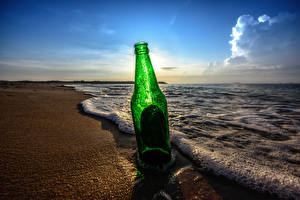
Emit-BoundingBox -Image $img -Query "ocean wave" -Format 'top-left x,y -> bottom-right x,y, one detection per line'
69,84 -> 300,199
80,96 -> 300,199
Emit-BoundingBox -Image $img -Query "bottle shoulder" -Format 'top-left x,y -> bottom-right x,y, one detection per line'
131,87 -> 167,106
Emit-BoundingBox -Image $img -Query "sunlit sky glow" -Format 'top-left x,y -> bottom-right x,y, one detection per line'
1,0 -> 300,83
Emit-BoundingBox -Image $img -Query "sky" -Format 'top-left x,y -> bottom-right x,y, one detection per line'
0,0 -> 300,83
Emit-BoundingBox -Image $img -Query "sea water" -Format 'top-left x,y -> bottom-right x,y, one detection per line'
67,83 -> 300,199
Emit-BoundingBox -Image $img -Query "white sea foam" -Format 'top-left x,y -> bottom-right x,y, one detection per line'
81,97 -> 134,134
170,130 -> 300,199
68,84 -> 300,199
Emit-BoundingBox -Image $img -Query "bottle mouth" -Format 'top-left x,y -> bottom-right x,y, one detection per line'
134,42 -> 149,55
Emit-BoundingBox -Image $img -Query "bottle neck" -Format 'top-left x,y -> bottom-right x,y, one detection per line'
134,53 -> 159,91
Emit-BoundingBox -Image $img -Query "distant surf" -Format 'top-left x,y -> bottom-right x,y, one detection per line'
67,83 -> 300,199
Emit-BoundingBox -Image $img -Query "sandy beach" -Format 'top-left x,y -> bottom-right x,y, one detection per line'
0,83 -> 139,199
0,83 -> 219,199
0,82 -> 281,200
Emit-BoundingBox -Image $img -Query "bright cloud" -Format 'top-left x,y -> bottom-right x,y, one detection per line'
149,47 -> 206,78
0,45 -> 133,81
225,13 -> 300,69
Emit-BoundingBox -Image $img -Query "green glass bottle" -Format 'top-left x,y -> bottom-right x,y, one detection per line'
131,42 -> 173,170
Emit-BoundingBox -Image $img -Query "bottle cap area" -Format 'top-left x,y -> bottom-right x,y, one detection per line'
134,42 -> 149,55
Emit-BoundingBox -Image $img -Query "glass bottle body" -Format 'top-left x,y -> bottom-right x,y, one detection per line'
131,42 -> 171,166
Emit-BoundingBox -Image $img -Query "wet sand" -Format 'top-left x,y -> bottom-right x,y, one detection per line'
0,82 -> 279,199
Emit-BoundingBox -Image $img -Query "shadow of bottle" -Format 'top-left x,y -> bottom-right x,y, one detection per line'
131,166 -> 181,200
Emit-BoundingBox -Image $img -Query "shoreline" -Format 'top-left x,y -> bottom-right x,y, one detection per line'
0,83 -> 136,199
72,85 -> 282,200
0,82 -> 282,199
81,110 -> 282,200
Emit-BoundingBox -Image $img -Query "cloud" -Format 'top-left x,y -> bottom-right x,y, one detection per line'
225,13 -> 300,69
69,23 -> 92,32
149,47 -> 206,77
100,24 -> 115,35
225,56 -> 247,65
161,67 -> 178,70
0,44 -> 134,80
258,14 -> 271,23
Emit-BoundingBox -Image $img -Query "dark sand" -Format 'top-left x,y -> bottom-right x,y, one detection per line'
0,83 -> 138,199
0,83 -> 280,199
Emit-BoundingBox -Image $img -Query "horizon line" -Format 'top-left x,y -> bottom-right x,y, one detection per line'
1,80 -> 300,85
